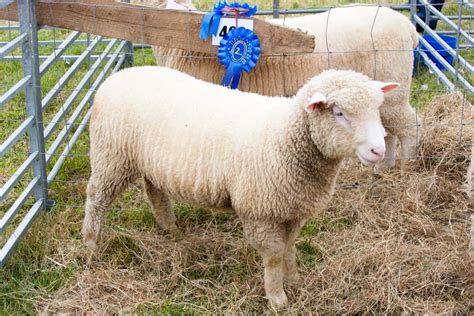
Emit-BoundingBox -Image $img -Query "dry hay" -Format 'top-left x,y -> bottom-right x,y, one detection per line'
37,93 -> 473,314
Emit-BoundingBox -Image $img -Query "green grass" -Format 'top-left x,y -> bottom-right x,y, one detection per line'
0,1 -> 472,314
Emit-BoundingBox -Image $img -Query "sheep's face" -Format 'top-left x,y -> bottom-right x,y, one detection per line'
304,81 -> 399,165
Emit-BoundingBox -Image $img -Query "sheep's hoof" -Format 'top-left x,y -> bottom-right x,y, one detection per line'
285,272 -> 300,285
267,291 -> 288,309
374,160 -> 395,174
83,237 -> 99,253
166,225 -> 183,241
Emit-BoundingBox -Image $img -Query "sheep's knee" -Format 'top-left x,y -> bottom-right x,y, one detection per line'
144,178 -> 178,234
243,221 -> 288,308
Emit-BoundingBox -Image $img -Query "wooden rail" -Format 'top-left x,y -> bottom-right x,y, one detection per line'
0,1 -> 315,55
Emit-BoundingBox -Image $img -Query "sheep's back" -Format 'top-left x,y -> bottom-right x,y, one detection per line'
89,66 -> 292,207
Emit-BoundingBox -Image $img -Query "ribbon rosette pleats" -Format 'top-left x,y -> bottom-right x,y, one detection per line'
199,2 -> 257,41
218,27 -> 260,89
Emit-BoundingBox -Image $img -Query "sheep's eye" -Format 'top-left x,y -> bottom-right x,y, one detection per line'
333,106 -> 352,130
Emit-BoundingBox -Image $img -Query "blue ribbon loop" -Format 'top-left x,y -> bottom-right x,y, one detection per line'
199,2 -> 257,41
217,27 -> 260,89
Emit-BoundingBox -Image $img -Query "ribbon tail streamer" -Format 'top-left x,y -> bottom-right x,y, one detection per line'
209,15 -> 222,37
199,13 -> 215,40
221,64 -> 237,87
230,71 -> 241,89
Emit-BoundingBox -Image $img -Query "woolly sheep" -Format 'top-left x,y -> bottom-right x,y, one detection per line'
82,66 -> 399,307
153,5 -> 420,170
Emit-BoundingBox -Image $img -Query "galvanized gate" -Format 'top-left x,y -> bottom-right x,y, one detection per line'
0,0 -> 130,266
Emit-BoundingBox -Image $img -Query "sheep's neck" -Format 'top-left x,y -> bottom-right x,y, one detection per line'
279,109 -> 342,186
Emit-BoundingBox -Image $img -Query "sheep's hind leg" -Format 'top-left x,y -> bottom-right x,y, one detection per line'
82,173 -> 134,252
243,220 -> 288,308
144,177 -> 178,235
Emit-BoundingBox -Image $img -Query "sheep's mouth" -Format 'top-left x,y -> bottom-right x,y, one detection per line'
356,151 -> 379,165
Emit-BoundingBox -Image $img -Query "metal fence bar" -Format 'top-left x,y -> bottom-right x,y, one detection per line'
19,0 -> 49,209
418,36 -> 462,74
419,49 -> 456,90
0,39 -> 114,47
39,31 -> 81,76
0,115 -> 34,157
44,40 -> 117,146
45,39 -> 119,162
438,30 -> 474,35
418,36 -> 474,95
48,41 -> 128,183
414,15 -> 474,74
47,41 -> 126,183
0,25 -> 19,30
0,75 -> 31,108
0,177 -> 40,235
446,15 -> 474,19
112,50 -> 127,73
419,0 -> 473,46
41,36 -> 102,111
0,32 -> 26,60
0,198 -> 43,266
47,109 -> 92,183
1,54 -> 120,62
0,151 -> 38,202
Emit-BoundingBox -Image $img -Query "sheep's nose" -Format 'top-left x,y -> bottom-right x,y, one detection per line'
371,147 -> 385,159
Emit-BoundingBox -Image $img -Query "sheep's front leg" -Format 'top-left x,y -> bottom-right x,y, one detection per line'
375,132 -> 397,172
144,177 -> 178,235
243,220 -> 288,308
400,134 -> 418,171
284,219 -> 305,284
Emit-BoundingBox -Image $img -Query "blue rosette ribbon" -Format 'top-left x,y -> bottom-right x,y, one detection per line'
217,27 -> 260,89
199,1 -> 257,41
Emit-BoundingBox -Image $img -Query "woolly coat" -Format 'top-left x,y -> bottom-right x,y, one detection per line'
89,67 -> 382,223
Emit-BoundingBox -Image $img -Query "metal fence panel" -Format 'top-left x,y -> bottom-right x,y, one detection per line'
0,0 -> 129,267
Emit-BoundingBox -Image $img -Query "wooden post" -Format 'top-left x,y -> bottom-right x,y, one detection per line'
0,1 -> 315,55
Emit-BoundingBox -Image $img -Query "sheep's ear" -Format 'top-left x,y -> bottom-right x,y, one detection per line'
305,92 -> 327,113
371,81 -> 400,94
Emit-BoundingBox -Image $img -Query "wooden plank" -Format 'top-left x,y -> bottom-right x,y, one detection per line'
0,1 -> 315,55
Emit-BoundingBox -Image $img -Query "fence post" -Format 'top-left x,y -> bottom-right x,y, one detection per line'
123,0 -> 134,67
273,0 -> 280,19
410,0 -> 417,25
19,0 -> 51,210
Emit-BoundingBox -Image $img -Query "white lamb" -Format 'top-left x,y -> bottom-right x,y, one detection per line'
82,66 -> 399,307
154,5 -> 420,170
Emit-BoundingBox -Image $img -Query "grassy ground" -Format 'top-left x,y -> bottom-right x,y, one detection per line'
1,1 -> 473,314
